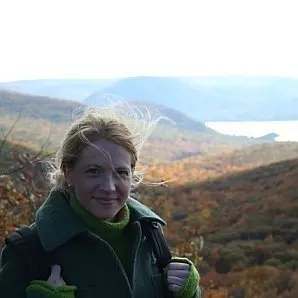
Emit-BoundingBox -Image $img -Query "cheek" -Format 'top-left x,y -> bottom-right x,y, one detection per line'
119,179 -> 132,197
73,177 -> 95,194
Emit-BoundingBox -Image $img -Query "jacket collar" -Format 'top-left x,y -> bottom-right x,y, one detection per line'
35,187 -> 165,251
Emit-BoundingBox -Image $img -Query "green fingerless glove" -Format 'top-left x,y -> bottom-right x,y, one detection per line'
26,280 -> 77,298
171,257 -> 200,298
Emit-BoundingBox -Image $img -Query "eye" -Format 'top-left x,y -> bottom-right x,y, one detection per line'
86,168 -> 101,174
117,170 -> 129,177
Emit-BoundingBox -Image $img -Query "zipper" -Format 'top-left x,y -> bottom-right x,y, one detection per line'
131,221 -> 142,293
88,231 -> 134,297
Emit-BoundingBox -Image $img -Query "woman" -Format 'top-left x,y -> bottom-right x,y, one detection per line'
0,104 -> 201,297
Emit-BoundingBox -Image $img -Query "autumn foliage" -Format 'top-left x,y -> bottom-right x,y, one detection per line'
1,143 -> 298,297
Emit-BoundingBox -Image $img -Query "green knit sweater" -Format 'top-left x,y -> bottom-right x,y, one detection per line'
26,195 -> 199,298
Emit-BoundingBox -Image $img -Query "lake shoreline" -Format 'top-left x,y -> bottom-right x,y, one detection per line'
205,120 -> 298,142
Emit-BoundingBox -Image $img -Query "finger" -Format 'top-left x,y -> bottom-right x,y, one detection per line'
167,275 -> 186,286
168,283 -> 182,293
50,264 -> 61,277
167,262 -> 190,271
167,269 -> 189,278
48,277 -> 64,286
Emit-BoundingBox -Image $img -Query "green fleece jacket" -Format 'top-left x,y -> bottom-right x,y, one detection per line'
0,188 -> 201,298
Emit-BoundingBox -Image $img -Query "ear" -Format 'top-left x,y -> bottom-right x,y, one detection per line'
63,166 -> 73,186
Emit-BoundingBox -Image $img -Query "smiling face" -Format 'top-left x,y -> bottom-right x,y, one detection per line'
65,139 -> 132,221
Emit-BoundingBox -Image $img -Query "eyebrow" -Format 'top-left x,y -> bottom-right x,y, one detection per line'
84,164 -> 130,170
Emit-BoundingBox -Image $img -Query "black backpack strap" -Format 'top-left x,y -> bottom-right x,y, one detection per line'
142,220 -> 173,298
5,226 -> 54,281
142,221 -> 172,271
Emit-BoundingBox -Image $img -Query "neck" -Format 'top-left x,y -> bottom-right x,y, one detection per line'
69,192 -> 130,239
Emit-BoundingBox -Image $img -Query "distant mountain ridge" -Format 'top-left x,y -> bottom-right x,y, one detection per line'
1,75 -> 298,121
0,89 -> 213,133
0,89 -> 271,163
0,79 -> 117,101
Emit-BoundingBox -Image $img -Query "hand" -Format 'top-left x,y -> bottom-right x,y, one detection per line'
47,264 -> 66,287
166,262 -> 190,293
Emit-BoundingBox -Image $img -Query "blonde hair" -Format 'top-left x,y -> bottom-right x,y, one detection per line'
46,97 -> 171,193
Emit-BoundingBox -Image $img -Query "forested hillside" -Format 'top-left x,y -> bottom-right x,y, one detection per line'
137,158 -> 298,297
1,139 -> 298,297
145,142 -> 298,184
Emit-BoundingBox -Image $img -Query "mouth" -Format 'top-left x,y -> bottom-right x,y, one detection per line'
92,197 -> 117,204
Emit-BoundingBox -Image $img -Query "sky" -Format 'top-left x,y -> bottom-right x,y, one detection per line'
1,0 -> 298,82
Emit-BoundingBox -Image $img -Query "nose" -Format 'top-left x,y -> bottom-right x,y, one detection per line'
99,174 -> 116,192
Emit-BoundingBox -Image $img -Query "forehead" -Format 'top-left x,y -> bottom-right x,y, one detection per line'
77,139 -> 131,167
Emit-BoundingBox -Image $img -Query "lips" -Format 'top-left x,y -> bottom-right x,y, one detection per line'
93,197 -> 117,201
92,197 -> 116,204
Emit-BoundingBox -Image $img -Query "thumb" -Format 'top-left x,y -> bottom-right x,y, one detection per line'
47,264 -> 65,287
50,264 -> 61,277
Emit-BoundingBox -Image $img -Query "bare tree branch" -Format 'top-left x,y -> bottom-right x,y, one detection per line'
0,112 -> 55,176
0,113 -> 22,154
1,152 -> 55,176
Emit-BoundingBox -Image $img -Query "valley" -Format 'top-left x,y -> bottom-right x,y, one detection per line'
0,88 -> 298,297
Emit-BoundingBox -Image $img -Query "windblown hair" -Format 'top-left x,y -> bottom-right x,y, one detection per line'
46,97 -> 170,193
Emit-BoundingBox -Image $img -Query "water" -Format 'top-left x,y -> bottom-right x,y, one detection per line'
205,121 -> 298,142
